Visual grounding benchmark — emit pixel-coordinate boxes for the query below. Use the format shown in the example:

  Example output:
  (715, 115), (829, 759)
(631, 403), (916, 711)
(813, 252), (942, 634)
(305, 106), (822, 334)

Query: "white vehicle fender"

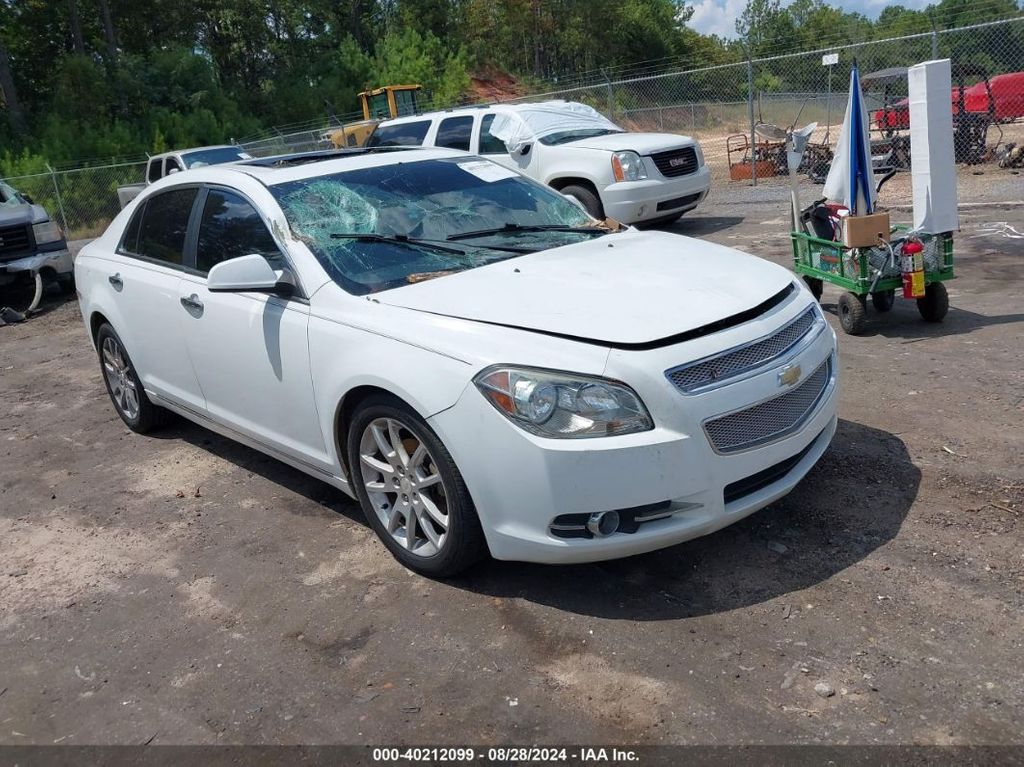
(307, 315), (476, 460)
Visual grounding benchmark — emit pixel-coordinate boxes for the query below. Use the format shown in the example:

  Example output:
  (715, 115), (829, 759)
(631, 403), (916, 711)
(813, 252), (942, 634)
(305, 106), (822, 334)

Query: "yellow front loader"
(329, 84), (424, 148)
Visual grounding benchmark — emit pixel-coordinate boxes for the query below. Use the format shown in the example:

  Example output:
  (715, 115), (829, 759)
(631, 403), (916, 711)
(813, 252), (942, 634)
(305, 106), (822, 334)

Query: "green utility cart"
(791, 223), (955, 335)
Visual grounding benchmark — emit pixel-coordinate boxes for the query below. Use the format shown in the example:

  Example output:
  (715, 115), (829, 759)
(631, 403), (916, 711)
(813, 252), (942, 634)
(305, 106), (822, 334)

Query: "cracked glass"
(271, 157), (601, 295)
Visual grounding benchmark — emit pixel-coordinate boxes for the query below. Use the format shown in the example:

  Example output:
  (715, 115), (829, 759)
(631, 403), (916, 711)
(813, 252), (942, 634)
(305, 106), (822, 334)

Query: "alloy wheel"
(102, 336), (140, 420)
(358, 417), (449, 557)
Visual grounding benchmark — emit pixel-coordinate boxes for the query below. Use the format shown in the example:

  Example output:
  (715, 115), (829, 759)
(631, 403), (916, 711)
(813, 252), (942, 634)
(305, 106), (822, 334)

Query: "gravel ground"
(0, 198), (1021, 747)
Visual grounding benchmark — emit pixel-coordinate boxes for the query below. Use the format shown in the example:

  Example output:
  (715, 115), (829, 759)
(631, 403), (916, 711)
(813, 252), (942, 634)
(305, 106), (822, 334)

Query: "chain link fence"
(506, 17), (1024, 196)
(4, 16), (1022, 238)
(1, 162), (145, 241)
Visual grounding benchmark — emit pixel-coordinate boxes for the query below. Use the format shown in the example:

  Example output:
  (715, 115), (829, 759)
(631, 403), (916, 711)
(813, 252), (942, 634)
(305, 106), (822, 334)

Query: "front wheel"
(346, 395), (487, 578)
(917, 282), (949, 322)
(837, 291), (867, 335)
(558, 184), (604, 220)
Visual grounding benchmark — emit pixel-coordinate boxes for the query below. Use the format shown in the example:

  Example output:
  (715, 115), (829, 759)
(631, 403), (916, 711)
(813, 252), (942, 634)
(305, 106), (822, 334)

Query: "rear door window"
(436, 116), (473, 152)
(478, 114), (509, 155)
(196, 189), (282, 274)
(147, 159), (163, 183)
(136, 188), (197, 266)
(366, 120), (431, 147)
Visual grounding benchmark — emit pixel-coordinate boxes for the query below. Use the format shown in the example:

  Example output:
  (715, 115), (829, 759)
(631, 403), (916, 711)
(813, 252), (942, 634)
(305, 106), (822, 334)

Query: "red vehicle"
(874, 71), (1024, 130)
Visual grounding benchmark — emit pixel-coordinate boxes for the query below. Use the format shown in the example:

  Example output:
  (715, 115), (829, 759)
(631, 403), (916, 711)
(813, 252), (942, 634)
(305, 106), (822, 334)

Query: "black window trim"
(115, 184), (204, 274)
(189, 183), (307, 301)
(435, 115), (474, 152)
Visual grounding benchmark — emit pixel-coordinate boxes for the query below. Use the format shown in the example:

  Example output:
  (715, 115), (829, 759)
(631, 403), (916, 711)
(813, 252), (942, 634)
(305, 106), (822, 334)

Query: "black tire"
(917, 281), (949, 322)
(96, 323), (173, 433)
(804, 276), (824, 302)
(559, 184), (604, 220)
(346, 394), (488, 578)
(837, 291), (867, 335)
(871, 289), (895, 312)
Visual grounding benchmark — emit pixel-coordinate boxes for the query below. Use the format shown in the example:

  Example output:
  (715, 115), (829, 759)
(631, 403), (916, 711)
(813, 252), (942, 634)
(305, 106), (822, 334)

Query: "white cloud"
(689, 0), (749, 38)
(687, 0), (934, 39)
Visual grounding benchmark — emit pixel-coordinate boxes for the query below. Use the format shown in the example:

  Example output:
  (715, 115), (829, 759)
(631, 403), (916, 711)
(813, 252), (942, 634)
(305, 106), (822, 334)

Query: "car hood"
(0, 203), (46, 227)
(375, 230), (795, 347)
(565, 132), (696, 155)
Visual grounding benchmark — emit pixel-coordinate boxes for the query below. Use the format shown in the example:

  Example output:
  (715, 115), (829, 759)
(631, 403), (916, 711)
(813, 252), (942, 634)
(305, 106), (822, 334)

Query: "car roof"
(376, 101), (570, 127)
(227, 146), (471, 185)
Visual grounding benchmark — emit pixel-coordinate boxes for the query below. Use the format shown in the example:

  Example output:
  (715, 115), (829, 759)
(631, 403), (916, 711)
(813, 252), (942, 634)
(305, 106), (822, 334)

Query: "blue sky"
(688, 0), (933, 38)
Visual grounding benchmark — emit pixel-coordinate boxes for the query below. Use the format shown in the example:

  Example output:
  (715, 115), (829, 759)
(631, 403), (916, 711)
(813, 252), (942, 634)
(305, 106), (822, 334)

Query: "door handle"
(108, 273), (123, 289)
(180, 294), (204, 312)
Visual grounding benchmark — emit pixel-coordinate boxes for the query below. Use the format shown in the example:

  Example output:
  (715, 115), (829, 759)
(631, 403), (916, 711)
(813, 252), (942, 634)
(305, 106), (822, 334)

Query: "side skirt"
(147, 391), (355, 499)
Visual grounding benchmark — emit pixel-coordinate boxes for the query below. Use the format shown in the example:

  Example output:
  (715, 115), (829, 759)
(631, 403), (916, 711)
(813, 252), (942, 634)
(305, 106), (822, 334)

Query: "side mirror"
(513, 142), (532, 157)
(207, 254), (295, 296)
(22, 193), (34, 204)
(167, 167), (180, 175)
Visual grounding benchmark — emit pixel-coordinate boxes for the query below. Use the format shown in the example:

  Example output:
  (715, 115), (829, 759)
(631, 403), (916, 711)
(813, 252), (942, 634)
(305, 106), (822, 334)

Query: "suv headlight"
(33, 220), (64, 245)
(611, 151), (648, 182)
(474, 366), (653, 438)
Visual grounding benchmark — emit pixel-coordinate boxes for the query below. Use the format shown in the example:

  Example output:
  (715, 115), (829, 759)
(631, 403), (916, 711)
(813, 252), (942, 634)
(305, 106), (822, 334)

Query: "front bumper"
(429, 292), (838, 564)
(0, 248), (73, 283)
(601, 165), (712, 224)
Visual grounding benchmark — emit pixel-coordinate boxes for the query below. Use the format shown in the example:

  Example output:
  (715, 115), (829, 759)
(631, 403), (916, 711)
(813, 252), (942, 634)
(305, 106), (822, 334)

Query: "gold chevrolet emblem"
(778, 364), (802, 387)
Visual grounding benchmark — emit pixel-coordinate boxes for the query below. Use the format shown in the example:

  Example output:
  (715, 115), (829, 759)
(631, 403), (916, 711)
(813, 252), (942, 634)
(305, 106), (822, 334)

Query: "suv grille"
(667, 306), (821, 394)
(0, 224), (32, 260)
(650, 147), (699, 177)
(704, 357), (832, 454)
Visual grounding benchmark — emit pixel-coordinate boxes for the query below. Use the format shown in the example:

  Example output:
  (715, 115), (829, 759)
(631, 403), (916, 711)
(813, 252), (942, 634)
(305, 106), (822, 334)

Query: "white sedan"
(76, 147), (837, 577)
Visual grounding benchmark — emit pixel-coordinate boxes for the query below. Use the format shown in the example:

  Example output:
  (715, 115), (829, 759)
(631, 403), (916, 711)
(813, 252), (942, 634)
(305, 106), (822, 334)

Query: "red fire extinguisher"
(901, 239), (926, 299)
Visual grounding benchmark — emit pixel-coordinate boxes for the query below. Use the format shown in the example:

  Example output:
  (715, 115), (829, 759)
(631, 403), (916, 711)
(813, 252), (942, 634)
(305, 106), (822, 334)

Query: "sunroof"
(243, 147), (418, 168)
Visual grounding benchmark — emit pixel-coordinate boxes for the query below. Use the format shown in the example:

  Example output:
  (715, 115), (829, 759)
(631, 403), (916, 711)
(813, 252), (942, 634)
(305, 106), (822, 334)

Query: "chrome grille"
(667, 306), (820, 394)
(650, 147), (699, 177)
(0, 224), (32, 260)
(704, 357), (832, 454)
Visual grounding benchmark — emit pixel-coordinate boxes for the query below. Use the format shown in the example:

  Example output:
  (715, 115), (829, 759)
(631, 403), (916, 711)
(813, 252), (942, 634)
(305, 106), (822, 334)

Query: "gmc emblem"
(669, 157), (689, 167)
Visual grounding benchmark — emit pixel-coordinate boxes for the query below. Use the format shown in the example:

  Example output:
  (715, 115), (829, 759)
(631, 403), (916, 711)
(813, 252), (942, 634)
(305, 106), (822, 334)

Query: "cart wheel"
(837, 292), (867, 335)
(871, 290), (895, 312)
(803, 276), (823, 302)
(917, 282), (949, 323)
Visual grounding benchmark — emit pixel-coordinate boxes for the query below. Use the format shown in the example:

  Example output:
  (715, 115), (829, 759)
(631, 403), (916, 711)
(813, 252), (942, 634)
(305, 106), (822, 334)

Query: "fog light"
(586, 510), (620, 538)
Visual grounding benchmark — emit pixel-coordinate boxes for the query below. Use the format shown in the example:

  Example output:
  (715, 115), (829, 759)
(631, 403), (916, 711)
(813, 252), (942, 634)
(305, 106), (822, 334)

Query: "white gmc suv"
(366, 101), (711, 226)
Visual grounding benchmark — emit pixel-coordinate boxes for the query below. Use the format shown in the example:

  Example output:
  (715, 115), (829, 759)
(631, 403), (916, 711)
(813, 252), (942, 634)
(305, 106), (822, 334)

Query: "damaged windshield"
(271, 157), (602, 295)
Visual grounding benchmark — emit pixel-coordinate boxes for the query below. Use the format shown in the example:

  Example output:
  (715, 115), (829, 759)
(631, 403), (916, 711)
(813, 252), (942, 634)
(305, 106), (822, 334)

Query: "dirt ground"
(0, 192), (1021, 748)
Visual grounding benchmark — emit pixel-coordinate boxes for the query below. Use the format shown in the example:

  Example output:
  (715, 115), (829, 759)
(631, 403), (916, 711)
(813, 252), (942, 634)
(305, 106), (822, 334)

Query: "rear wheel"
(837, 291), (867, 335)
(917, 282), (949, 322)
(346, 395), (487, 578)
(559, 184), (604, 220)
(804, 276), (824, 302)
(96, 324), (172, 433)
(871, 289), (895, 312)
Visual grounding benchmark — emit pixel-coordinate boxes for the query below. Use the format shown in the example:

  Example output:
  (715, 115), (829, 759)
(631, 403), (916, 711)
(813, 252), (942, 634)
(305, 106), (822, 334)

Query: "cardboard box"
(841, 211), (890, 248)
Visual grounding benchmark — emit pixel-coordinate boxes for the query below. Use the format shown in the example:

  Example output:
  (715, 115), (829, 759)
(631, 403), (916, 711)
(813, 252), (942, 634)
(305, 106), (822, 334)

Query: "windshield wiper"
(330, 232), (468, 255)
(446, 223), (608, 242)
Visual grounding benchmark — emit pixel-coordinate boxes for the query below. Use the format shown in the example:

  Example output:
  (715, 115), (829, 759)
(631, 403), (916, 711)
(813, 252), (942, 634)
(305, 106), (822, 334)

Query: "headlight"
(33, 221), (63, 245)
(474, 366), (653, 438)
(611, 151), (648, 182)
(693, 143), (705, 166)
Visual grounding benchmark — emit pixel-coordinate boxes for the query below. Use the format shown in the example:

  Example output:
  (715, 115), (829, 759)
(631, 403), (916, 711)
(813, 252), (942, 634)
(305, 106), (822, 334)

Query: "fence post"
(746, 51), (757, 187)
(931, 30), (938, 59)
(45, 164), (70, 234)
